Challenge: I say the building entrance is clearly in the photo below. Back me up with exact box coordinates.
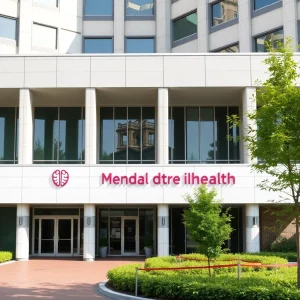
[33,216,79,256]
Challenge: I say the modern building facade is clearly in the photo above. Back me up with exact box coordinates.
[0,0,298,261]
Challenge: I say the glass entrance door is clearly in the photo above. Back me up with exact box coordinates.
[40,218,55,255]
[122,217,138,255]
[57,218,72,255]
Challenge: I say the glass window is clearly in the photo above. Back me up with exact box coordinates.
[126,38,154,53]
[32,23,57,49]
[126,0,154,16]
[212,0,238,27]
[0,108,18,164]
[35,0,58,7]
[33,107,85,164]
[100,107,156,164]
[214,44,239,53]
[254,0,280,10]
[84,38,113,53]
[255,28,283,52]
[169,107,240,164]
[173,12,197,42]
[84,0,113,16]
[0,16,17,40]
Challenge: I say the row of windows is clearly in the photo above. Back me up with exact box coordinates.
[0,106,239,164]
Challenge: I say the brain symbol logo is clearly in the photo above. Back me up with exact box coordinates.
[52,170,69,187]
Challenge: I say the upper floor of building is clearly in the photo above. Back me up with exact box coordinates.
[0,0,298,54]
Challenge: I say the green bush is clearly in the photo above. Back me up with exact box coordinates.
[245,252,297,262]
[107,263,300,300]
[0,251,13,263]
[270,237,297,252]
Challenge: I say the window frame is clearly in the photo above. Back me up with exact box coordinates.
[125,0,156,20]
[210,42,239,53]
[125,36,156,53]
[83,37,114,53]
[0,14,18,42]
[172,10,198,48]
[32,22,58,50]
[83,0,114,20]
[210,0,239,33]
[253,27,283,52]
[252,0,282,18]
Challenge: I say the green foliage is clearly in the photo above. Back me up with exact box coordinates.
[270,237,297,252]
[182,185,232,274]
[0,251,13,263]
[107,260,300,299]
[246,252,297,262]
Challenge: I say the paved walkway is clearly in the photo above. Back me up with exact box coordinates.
[0,258,144,300]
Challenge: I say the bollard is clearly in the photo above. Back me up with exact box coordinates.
[237,258,241,280]
[135,267,139,297]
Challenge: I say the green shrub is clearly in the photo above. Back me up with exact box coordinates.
[245,252,297,262]
[0,251,13,263]
[107,263,300,300]
[270,237,297,252]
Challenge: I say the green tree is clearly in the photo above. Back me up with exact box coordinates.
[182,185,232,276]
[228,38,300,288]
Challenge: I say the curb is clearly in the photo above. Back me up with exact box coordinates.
[0,260,16,266]
[98,281,154,300]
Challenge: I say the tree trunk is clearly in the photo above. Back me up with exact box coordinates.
[208,258,211,277]
[296,212,300,289]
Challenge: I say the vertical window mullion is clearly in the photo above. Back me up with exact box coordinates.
[198,107,201,164]
[126,107,128,163]
[140,107,143,163]
[227,106,230,163]
[14,107,17,163]
[184,107,186,164]
[113,107,115,163]
[213,106,216,163]
[57,107,60,163]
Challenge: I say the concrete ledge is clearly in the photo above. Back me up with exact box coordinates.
[0,260,16,266]
[99,281,154,300]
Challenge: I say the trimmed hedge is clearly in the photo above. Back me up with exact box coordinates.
[245,252,297,262]
[107,263,300,300]
[0,251,13,263]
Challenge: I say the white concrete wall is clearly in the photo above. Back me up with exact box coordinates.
[210,25,239,51]
[125,21,156,36]
[0,164,292,205]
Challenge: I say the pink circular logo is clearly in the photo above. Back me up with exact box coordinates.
[52,170,69,187]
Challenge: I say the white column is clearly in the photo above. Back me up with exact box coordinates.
[242,87,256,164]
[197,0,209,52]
[283,0,298,50]
[238,0,252,52]
[85,88,97,165]
[19,0,33,54]
[245,204,260,252]
[157,204,169,256]
[114,0,125,53]
[16,204,30,261]
[156,0,171,53]
[83,204,96,261]
[18,89,33,164]
[157,88,169,164]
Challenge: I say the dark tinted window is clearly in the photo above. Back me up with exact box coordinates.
[173,12,197,42]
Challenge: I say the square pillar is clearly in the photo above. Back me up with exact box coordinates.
[156,0,171,53]
[18,89,33,164]
[157,88,169,164]
[283,0,298,50]
[114,0,125,53]
[197,0,209,52]
[245,204,260,252]
[19,0,33,54]
[242,87,256,164]
[157,204,169,256]
[16,204,30,261]
[83,204,96,261]
[85,88,98,165]
[238,0,252,52]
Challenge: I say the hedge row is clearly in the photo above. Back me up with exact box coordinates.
[246,252,297,262]
[0,251,13,263]
[107,263,300,300]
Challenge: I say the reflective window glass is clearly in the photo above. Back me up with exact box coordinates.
[142,107,155,162]
[114,107,127,163]
[214,44,239,53]
[0,108,18,164]
[34,108,85,163]
[254,0,280,10]
[212,0,238,27]
[215,107,228,162]
[255,28,283,52]
[85,0,113,16]
[0,16,17,40]
[186,108,200,162]
[126,38,154,53]
[128,107,141,162]
[228,107,239,162]
[173,12,197,42]
[100,107,113,163]
[84,38,113,53]
[126,0,154,16]
[200,107,214,162]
